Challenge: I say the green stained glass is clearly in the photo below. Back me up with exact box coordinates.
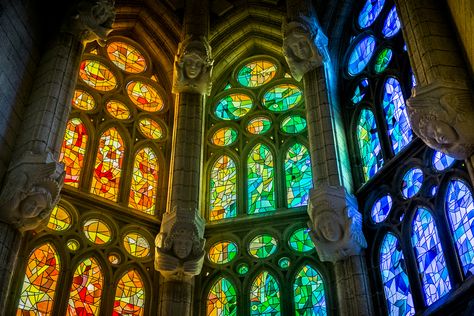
[289,228,315,253]
[247,144,275,214]
[250,271,281,315]
[285,143,313,208]
[249,234,277,258]
[207,277,237,316]
[237,263,249,275]
[294,265,327,315]
[357,109,384,182]
[280,115,307,134]
[209,155,237,221]
[215,94,253,120]
[211,127,238,146]
[247,116,272,135]
[262,84,302,112]
[278,257,290,269]
[237,60,277,87]
[374,48,393,73]
[224,82,232,90]
[208,241,238,264]
[351,78,369,104]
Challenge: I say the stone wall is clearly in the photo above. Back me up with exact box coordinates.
[447,0,474,73]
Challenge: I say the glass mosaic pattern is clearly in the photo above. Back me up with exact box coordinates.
[127,81,164,112]
[382,77,412,154]
[208,241,238,265]
[237,264,249,275]
[106,100,131,119]
[79,60,117,91]
[411,207,451,306]
[113,270,145,316]
[47,205,72,231]
[278,257,290,269]
[358,0,386,28]
[17,243,60,316]
[374,48,392,73]
[67,239,80,251]
[83,219,112,245]
[91,128,124,201]
[215,93,253,120]
[207,277,237,316]
[280,115,307,134]
[247,143,275,214]
[347,36,376,75]
[138,118,163,140]
[289,228,315,253]
[401,168,423,199]
[382,6,401,38]
[128,147,159,214]
[249,234,278,259]
[211,127,238,146]
[60,118,88,188]
[247,116,272,135]
[209,155,237,221]
[357,109,384,182]
[72,89,96,111]
[432,151,456,171]
[351,78,369,104]
[107,41,147,73]
[123,232,150,258]
[446,179,474,276]
[285,143,313,207]
[67,257,103,315]
[262,84,302,112]
[380,233,415,316]
[108,254,120,264]
[293,265,326,316]
[371,194,393,223]
[250,271,281,315]
[237,60,277,87]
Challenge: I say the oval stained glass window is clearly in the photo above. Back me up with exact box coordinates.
[127,81,164,112]
[138,117,163,140]
[246,116,272,135]
[237,263,249,275]
[79,60,117,91]
[47,205,72,231]
[371,194,393,223]
[347,36,376,76]
[72,90,96,110]
[214,93,253,120]
[107,41,147,73]
[262,84,302,112]
[280,115,307,134]
[401,168,423,199]
[289,228,315,253]
[211,127,238,146]
[83,219,112,245]
[351,78,369,104]
[208,241,238,264]
[278,257,290,269]
[374,48,393,73]
[358,0,385,28]
[123,232,150,258]
[67,239,80,251]
[106,100,131,120]
[108,254,120,265]
[382,6,401,38]
[432,151,456,171]
[248,234,277,258]
[237,60,277,87]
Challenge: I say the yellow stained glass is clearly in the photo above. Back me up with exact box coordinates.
[123,232,151,258]
[107,41,147,73]
[60,118,88,188]
[106,100,131,120]
[79,59,117,91]
[72,89,96,110]
[114,270,145,316]
[66,239,80,251]
[127,81,164,112]
[108,254,120,264]
[47,205,72,231]
[237,60,277,87]
[138,118,163,140]
[83,219,112,245]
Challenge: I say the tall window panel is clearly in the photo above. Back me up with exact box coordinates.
[113,269,146,316]
[207,277,238,316]
[250,271,281,315]
[208,155,237,221]
[60,118,89,187]
[293,265,327,315]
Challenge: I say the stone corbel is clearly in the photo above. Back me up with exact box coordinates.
[307,185,367,263]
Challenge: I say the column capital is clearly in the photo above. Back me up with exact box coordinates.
[307,185,367,263]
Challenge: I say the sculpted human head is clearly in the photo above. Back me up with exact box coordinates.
[20,187,52,219]
[171,228,194,259]
[182,51,204,79]
[286,28,313,61]
[318,213,342,242]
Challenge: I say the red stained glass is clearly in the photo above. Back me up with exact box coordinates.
[79,60,117,92]
[113,270,145,316]
[107,42,147,74]
[60,118,88,188]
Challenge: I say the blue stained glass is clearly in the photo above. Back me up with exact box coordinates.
[401,168,423,198]
[358,0,386,28]
[371,194,393,223]
[293,265,327,316]
[382,77,413,154]
[351,78,369,104]
[430,186,438,197]
[446,180,474,276]
[382,6,401,38]
[412,207,451,305]
[432,151,456,171]
[411,73,417,88]
[348,36,376,76]
[357,109,384,182]
[285,143,313,208]
[380,233,415,316]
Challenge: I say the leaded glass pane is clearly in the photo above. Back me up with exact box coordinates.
[432,151,456,171]
[347,36,376,75]
[211,127,238,146]
[127,81,164,112]
[237,60,277,87]
[247,116,272,135]
[209,241,238,265]
[72,89,96,111]
[79,60,117,91]
[374,48,392,73]
[60,118,88,188]
[250,271,281,315]
[351,78,369,104]
[107,41,147,73]
[47,205,72,231]
[209,155,237,220]
[288,228,315,253]
[137,118,164,140]
[249,234,278,259]
[382,6,401,38]
[285,143,312,208]
[401,168,423,199]
[293,265,326,316]
[358,0,385,28]
[357,109,384,182]
[123,232,151,258]
[106,100,131,120]
[371,194,393,223]
[207,277,237,316]
[83,219,112,245]
[215,94,253,120]
[280,115,307,134]
[113,270,145,316]
[247,144,275,214]
[262,84,302,112]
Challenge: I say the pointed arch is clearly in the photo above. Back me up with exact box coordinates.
[60,117,89,187]
[113,269,146,316]
[209,154,237,221]
[249,270,280,315]
[293,264,327,315]
[206,276,237,316]
[284,142,313,208]
[357,109,384,182]
[247,143,275,214]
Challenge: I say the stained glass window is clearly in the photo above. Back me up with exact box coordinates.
[72,89,96,111]
[17,243,60,316]
[128,147,159,214]
[357,109,384,181]
[107,41,147,73]
[67,239,80,251]
[371,194,393,223]
[411,207,451,305]
[380,233,415,315]
[211,127,238,146]
[237,264,249,275]
[83,219,112,245]
[347,36,376,75]
[249,234,278,259]
[106,100,132,120]
[137,118,164,140]
[127,81,164,112]
[278,257,290,269]
[288,228,315,253]
[382,6,401,38]
[215,94,253,120]
[401,168,423,199]
[47,205,72,231]
[123,232,151,258]
[262,84,302,112]
[247,143,275,214]
[294,265,326,316]
[285,143,312,208]
[358,0,385,28]
[247,116,272,135]
[79,59,117,91]
[60,118,88,187]
[374,48,392,73]
[250,271,281,315]
[113,270,145,316]
[280,115,307,134]
[432,151,456,171]
[208,241,238,264]
[209,155,237,221]
[351,78,369,104]
[207,277,238,316]
[90,127,124,201]
[67,257,103,315]
[237,60,277,87]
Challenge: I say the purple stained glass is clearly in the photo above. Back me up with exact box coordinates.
[382,6,401,38]
[358,0,386,28]
[348,36,376,76]
[446,179,474,276]
[351,78,369,104]
[371,194,393,223]
[382,77,413,154]
[357,109,384,182]
[432,151,456,171]
[401,168,423,198]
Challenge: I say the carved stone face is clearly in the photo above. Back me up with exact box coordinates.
[287,33,312,61]
[420,119,459,148]
[183,53,204,79]
[20,191,49,218]
[318,214,342,242]
[172,229,194,259]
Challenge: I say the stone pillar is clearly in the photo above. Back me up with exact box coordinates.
[0,0,115,313]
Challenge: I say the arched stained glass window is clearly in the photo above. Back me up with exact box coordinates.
[60,118,88,187]
[209,155,237,221]
[357,109,383,182]
[285,143,312,208]
[17,243,60,316]
[67,257,104,315]
[91,127,125,201]
[113,269,145,316]
[293,265,327,315]
[207,277,238,316]
[247,143,275,214]
[250,271,281,315]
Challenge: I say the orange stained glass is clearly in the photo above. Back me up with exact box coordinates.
[123,232,151,258]
[47,205,72,231]
[79,59,117,91]
[17,243,60,316]
[67,257,103,316]
[106,100,131,120]
[127,81,164,112]
[90,127,124,201]
[107,41,147,73]
[138,118,163,140]
[83,219,112,245]
[72,89,96,110]
[60,118,88,188]
[113,270,145,316]
[128,147,159,214]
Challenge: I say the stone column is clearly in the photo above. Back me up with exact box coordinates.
[0,0,115,313]
[282,2,373,315]
[154,0,212,315]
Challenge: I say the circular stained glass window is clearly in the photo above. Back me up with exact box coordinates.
[401,168,423,198]
[208,241,238,264]
[72,90,96,111]
[210,127,238,146]
[288,228,315,253]
[127,81,164,112]
[432,151,456,171]
[237,60,277,87]
[374,48,392,73]
[347,36,376,75]
[79,60,117,91]
[138,118,164,140]
[123,232,151,258]
[262,84,302,112]
[107,41,147,73]
[280,115,307,134]
[108,254,121,265]
[246,116,272,135]
[382,6,401,38]
[83,218,112,245]
[106,100,131,120]
[248,234,277,258]
[237,263,249,275]
[214,93,253,120]
[351,78,369,104]
[67,239,80,251]
[358,0,385,28]
[47,205,72,231]
[371,194,393,223]
[278,257,290,269]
